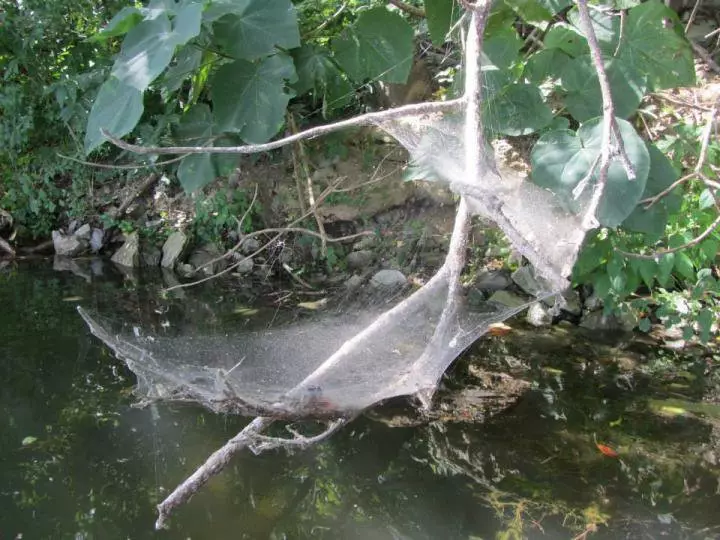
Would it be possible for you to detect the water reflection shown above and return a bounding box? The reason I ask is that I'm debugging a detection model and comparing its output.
[0,262,719,539]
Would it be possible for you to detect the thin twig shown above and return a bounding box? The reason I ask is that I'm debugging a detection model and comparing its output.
[101,99,463,156]
[684,0,703,36]
[692,41,720,75]
[616,214,720,259]
[57,152,192,170]
[289,113,327,255]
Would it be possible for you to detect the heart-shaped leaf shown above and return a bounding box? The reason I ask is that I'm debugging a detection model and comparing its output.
[332,7,413,84]
[531,117,650,227]
[84,77,144,154]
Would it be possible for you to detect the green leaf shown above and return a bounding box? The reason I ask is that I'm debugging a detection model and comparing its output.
[568,7,620,54]
[484,26,523,70]
[530,118,650,227]
[332,7,413,84]
[211,54,296,143]
[656,253,675,286]
[176,103,213,143]
[178,154,216,193]
[523,49,571,83]
[699,238,719,262]
[84,77,144,154]
[425,0,460,45]
[292,45,353,113]
[504,0,552,28]
[212,0,300,60]
[536,0,573,15]
[162,45,203,95]
[544,24,588,57]
[697,308,714,343]
[111,15,178,91]
[173,2,203,45]
[674,252,696,281]
[699,188,717,210]
[562,55,647,122]
[487,84,553,136]
[618,1,695,90]
[638,317,651,332]
[632,258,658,289]
[608,255,627,293]
[622,144,680,235]
[91,7,143,42]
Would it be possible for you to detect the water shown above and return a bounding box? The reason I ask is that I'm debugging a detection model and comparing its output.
[1,261,719,539]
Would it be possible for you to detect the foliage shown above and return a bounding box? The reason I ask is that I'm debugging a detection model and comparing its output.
[192,189,260,245]
[0,0,126,238]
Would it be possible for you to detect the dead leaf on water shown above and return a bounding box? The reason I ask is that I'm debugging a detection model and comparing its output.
[62,296,83,302]
[487,322,512,336]
[298,298,328,310]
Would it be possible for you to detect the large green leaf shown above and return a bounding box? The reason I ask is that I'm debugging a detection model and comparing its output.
[617,1,695,89]
[562,55,647,122]
[544,24,588,57]
[531,117,650,227]
[211,54,297,143]
[84,77,144,154]
[568,6,620,54]
[621,144,681,235]
[523,48,571,83]
[292,45,353,113]
[536,0,573,15]
[212,0,300,60]
[162,45,203,95]
[504,0,552,28]
[486,84,553,136]
[175,105,241,192]
[91,7,143,42]
[332,7,413,84]
[173,2,203,45]
[425,0,460,45]
[111,15,179,91]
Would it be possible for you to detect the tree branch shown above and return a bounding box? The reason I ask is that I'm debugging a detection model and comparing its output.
[387,0,425,17]
[574,0,635,229]
[101,99,462,156]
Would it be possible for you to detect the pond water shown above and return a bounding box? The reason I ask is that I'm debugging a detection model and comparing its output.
[1,261,720,539]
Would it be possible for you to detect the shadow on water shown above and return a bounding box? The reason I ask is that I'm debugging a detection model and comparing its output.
[1,260,719,539]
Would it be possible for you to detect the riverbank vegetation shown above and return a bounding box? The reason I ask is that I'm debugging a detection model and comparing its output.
[1,0,718,341]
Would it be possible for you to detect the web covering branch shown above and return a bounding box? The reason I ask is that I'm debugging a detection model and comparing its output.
[79,0,636,529]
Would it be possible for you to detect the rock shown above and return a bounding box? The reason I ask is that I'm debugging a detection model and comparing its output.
[370,269,407,290]
[560,290,582,315]
[177,263,195,277]
[74,223,92,241]
[240,237,260,255]
[110,232,140,267]
[345,274,364,290]
[233,256,254,274]
[511,266,553,297]
[52,230,88,257]
[352,235,377,251]
[585,293,603,311]
[475,270,512,292]
[53,255,91,282]
[141,244,162,267]
[579,310,637,333]
[526,302,552,327]
[347,250,374,270]
[89,228,105,253]
[89,258,105,276]
[488,290,528,309]
[161,231,188,268]
[188,243,228,276]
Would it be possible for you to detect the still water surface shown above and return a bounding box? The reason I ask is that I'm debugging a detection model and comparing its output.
[1,262,719,539]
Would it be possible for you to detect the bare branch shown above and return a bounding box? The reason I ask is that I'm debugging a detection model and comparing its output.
[387,0,425,17]
[616,214,720,260]
[574,0,636,229]
[57,152,192,170]
[101,99,463,156]
[691,41,720,75]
